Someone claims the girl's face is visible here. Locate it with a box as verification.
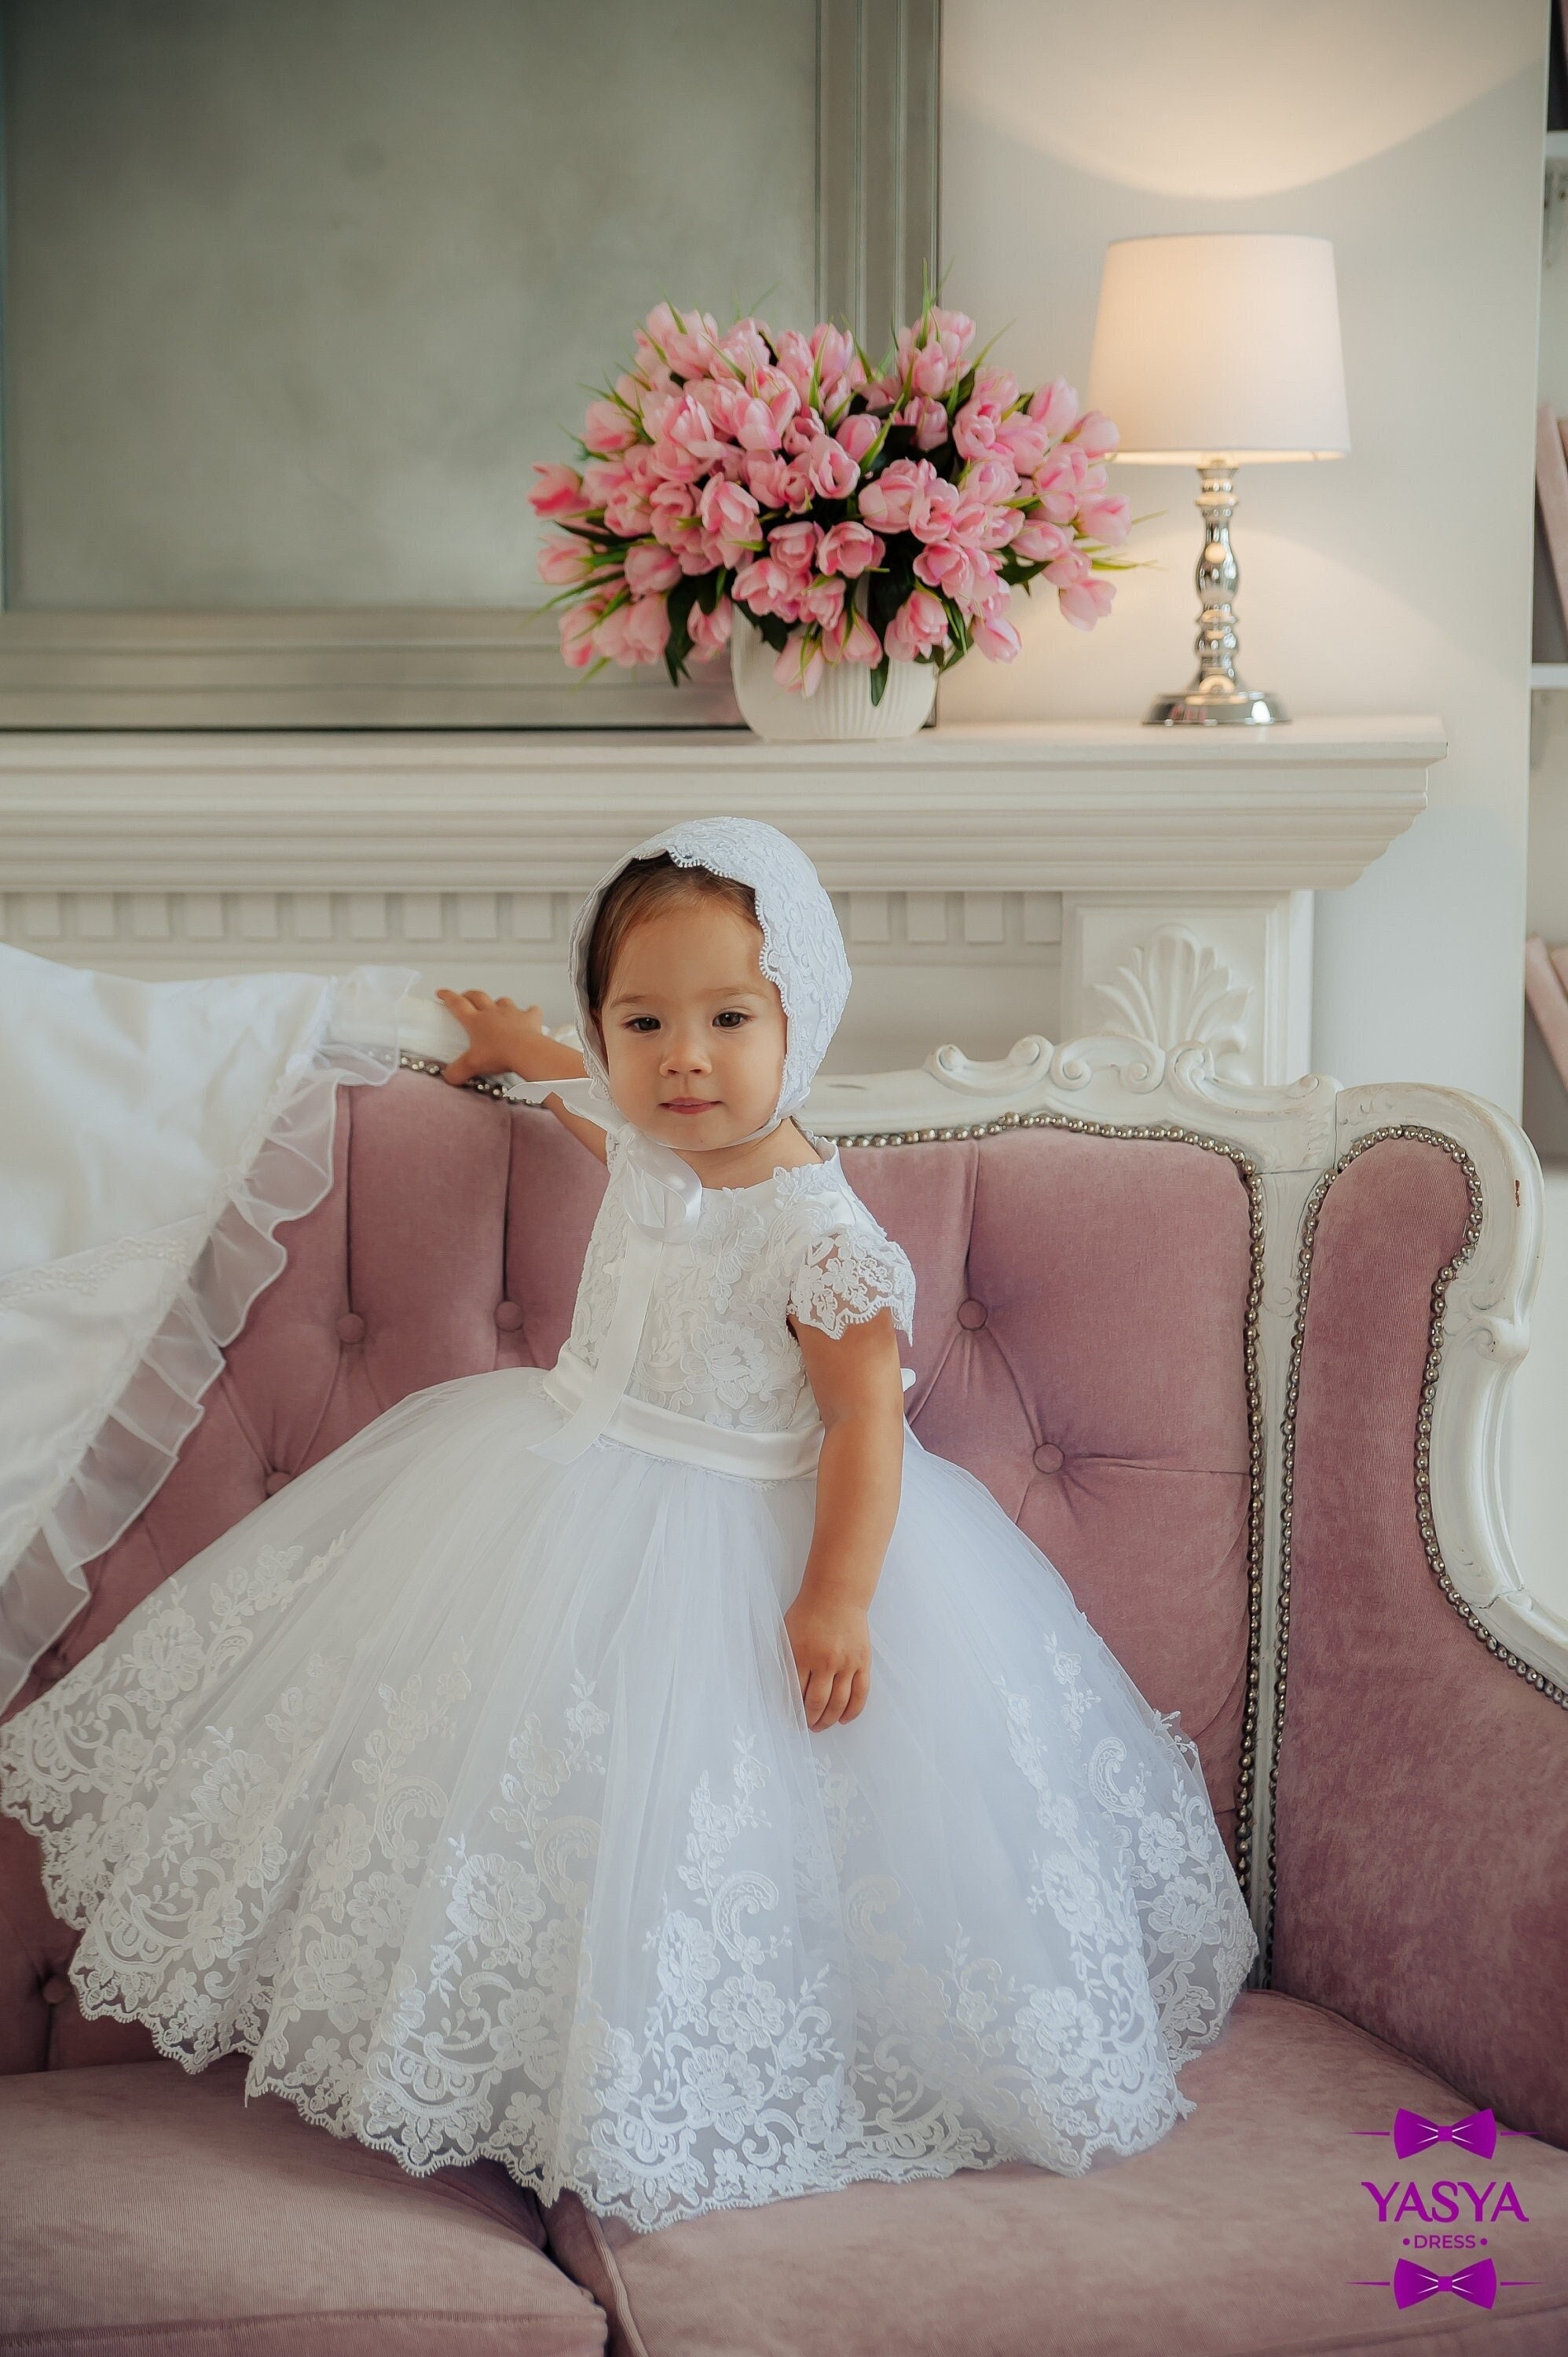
[595,895,787,1154]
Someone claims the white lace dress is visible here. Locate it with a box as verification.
[0,1131,1258,2231]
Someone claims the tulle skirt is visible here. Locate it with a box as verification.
[0,1368,1258,2231]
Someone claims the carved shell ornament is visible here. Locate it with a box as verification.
[1093,927,1251,1064]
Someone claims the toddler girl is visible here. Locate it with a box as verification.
[0,816,1256,2232]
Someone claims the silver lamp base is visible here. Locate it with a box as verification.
[1145,679,1289,727]
[1144,463,1288,727]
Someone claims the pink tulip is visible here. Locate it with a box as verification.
[529,462,592,519]
[666,391,730,468]
[736,388,798,451]
[698,477,763,565]
[811,324,859,383]
[676,528,722,576]
[773,629,826,697]
[582,398,639,455]
[624,540,682,596]
[559,599,607,669]
[718,317,774,376]
[837,609,883,665]
[962,455,1019,504]
[689,595,734,653]
[976,500,1024,552]
[973,611,1021,662]
[833,413,881,464]
[953,391,1005,462]
[857,456,925,533]
[1031,445,1087,523]
[1068,408,1119,456]
[768,519,822,575]
[818,520,884,577]
[1075,489,1131,547]
[537,537,598,587]
[643,302,721,379]
[1044,549,1092,590]
[581,458,628,507]
[995,413,1051,475]
[895,394,951,451]
[1012,515,1073,564]
[912,539,976,598]
[805,434,860,500]
[732,557,804,622]
[1057,575,1116,629]
[597,593,672,666]
[603,478,655,537]
[802,574,846,630]
[776,331,817,403]
[782,406,826,458]
[649,478,700,548]
[885,588,950,662]
[743,451,799,510]
[1028,376,1081,438]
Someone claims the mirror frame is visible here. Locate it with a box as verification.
[0,0,940,730]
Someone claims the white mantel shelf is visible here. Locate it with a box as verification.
[0,717,1445,894]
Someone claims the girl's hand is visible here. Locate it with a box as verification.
[434,988,587,1087]
[783,1596,871,1729]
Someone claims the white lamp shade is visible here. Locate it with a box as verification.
[1086,233,1350,464]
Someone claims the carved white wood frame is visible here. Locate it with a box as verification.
[389,990,1559,1976]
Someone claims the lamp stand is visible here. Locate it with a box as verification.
[1145,464,1288,726]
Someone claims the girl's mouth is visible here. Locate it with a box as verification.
[661,1098,721,1116]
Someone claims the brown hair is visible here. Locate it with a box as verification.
[584,854,760,1014]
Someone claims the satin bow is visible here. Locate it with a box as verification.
[1393,2107,1497,2161]
[1393,2257,1496,2311]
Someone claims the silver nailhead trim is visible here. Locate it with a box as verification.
[1264,1121,1568,1989]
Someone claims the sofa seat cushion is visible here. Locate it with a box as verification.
[0,2055,606,2356]
[544,1990,1568,2357]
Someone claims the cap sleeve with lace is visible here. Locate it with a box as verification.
[787,1198,916,1343]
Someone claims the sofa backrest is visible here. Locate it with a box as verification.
[2,1069,1261,2070]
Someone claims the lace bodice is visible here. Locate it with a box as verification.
[563,1131,915,1435]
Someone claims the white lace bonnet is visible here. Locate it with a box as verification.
[565,816,852,1136]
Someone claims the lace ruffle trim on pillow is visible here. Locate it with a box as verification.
[0,964,415,1714]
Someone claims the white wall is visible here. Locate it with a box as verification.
[938,0,1546,1114]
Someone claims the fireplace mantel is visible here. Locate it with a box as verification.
[0,717,1445,1084]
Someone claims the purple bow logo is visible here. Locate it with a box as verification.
[1394,2256,1495,2311]
[1392,2106,1497,2161]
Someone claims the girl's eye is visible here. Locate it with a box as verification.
[713,1010,749,1028]
[625,1016,661,1034]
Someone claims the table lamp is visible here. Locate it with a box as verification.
[1086,232,1350,724]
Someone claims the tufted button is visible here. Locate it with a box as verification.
[264,1469,293,1495]
[1032,1442,1064,1475]
[41,1974,70,2005]
[957,1299,987,1330]
[336,1313,365,1344]
[32,1655,64,1688]
[493,1300,525,1332]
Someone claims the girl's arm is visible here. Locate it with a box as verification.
[788,1307,907,1730]
[435,988,606,1163]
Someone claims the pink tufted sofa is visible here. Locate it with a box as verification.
[3,1066,1567,2355]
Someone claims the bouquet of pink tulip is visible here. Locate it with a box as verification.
[529,291,1131,701]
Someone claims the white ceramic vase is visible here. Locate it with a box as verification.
[728,614,937,742]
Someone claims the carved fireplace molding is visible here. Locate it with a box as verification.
[0,714,1445,1087]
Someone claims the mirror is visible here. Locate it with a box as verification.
[0,0,938,726]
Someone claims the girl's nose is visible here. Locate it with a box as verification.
[660,1026,713,1074]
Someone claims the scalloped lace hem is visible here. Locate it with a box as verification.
[58,1970,1211,2234]
[0,964,415,1712]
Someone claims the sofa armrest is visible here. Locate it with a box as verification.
[1267,1129,1568,2149]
